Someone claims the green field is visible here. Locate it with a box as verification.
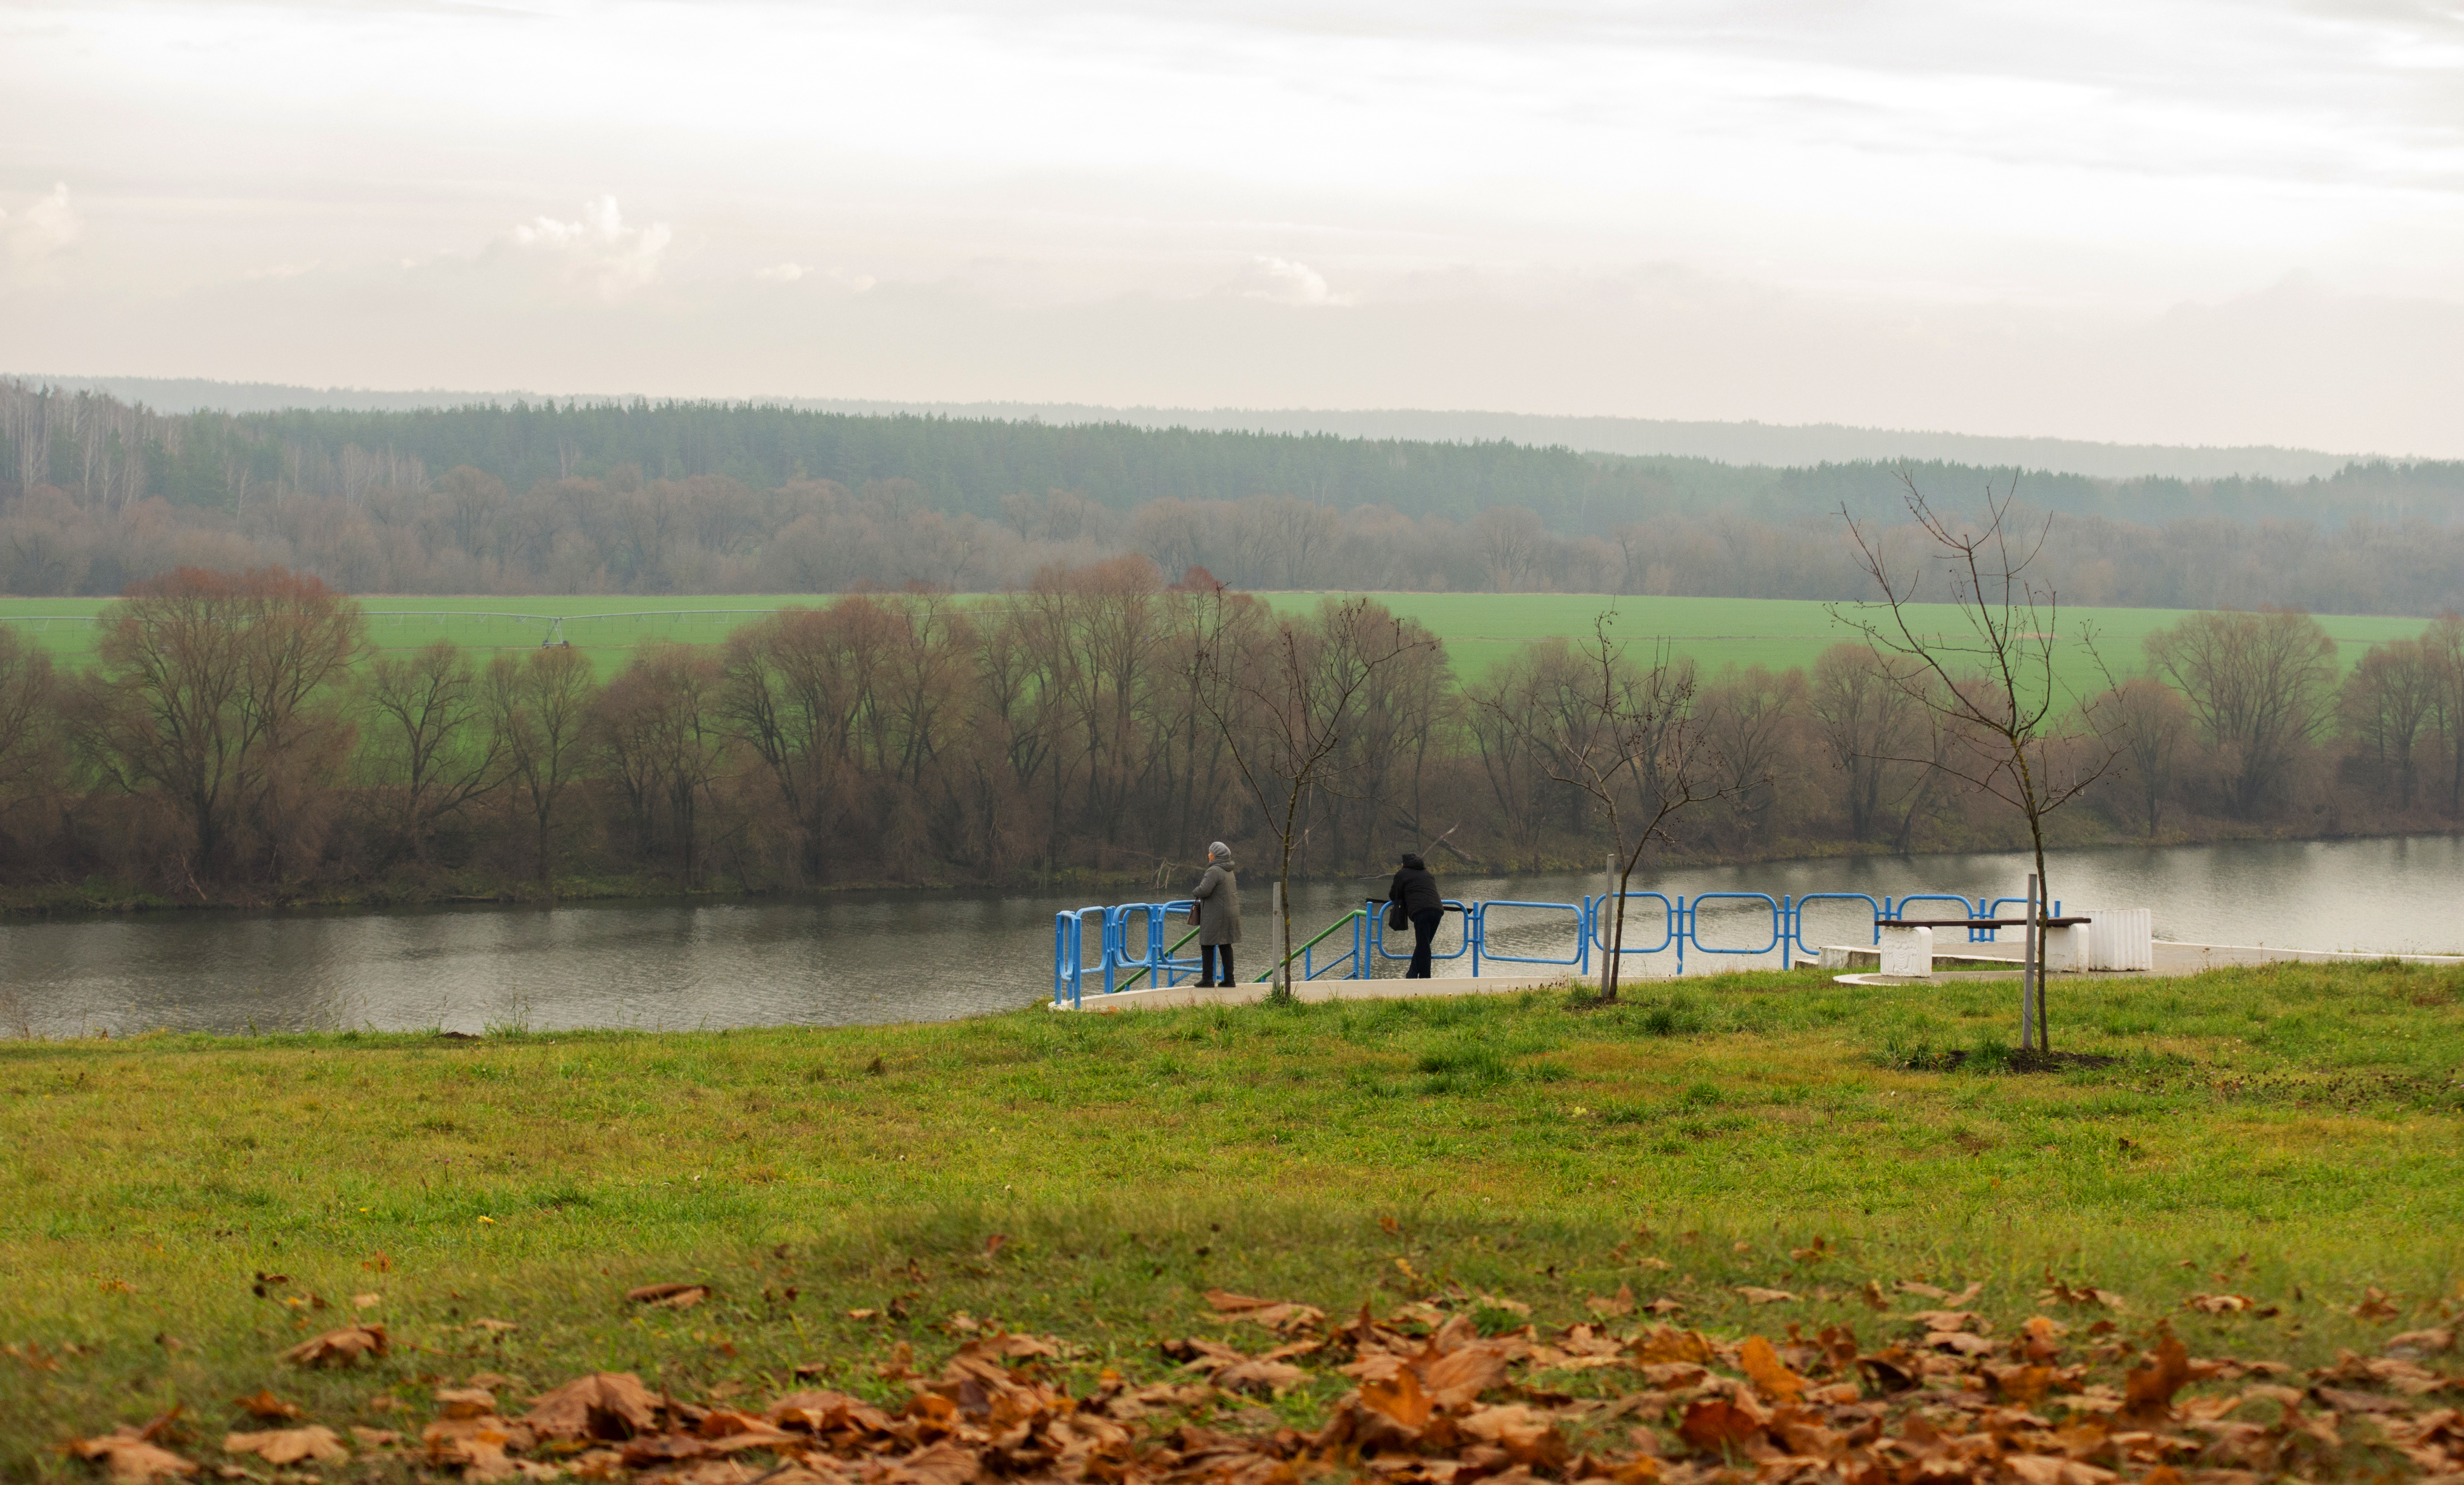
[0,592,2436,688]
[2,960,2460,1471]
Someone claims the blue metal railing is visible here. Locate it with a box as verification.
[1052,888,2066,1005]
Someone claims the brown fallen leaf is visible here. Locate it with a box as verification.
[1738,1335,1804,1404]
[2353,1286,2402,1322]
[2185,1292,2277,1316]
[68,1434,196,1482]
[1734,1286,1799,1305]
[1358,1363,1434,1430]
[1642,1297,1684,1316]
[1908,1309,1986,1334]
[350,1427,402,1448]
[524,1372,662,1440]
[1790,1236,1830,1263]
[1860,1280,1890,1311]
[1635,1256,1673,1272]
[222,1427,350,1466]
[230,1390,303,1423]
[1677,1395,1766,1453]
[2385,1326,2455,1358]
[280,1324,388,1368]
[625,1282,710,1309]
[2122,1328,2193,1422]
[350,1293,382,1310]
[1586,1284,1636,1318]
[982,1232,1008,1258]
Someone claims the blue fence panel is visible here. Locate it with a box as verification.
[1368,900,1473,969]
[1786,893,1885,960]
[1472,900,1590,976]
[1590,892,1678,955]
[1686,892,1782,958]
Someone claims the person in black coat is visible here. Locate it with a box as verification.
[1386,852,1448,978]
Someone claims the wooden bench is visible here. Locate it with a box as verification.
[1878,918,2092,930]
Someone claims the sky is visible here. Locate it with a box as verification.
[3,0,2462,456]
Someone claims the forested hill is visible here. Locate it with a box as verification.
[6,381,2462,532]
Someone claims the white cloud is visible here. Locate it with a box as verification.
[4,182,83,263]
[503,196,670,298]
[755,261,805,282]
[1228,256,1350,307]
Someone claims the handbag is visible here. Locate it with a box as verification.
[1386,900,1408,931]
[1186,901,1201,926]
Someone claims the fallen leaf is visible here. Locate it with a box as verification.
[525,1372,662,1440]
[982,1233,1008,1258]
[68,1434,196,1482]
[1790,1237,1830,1263]
[230,1391,303,1423]
[625,1282,710,1310]
[2122,1328,2193,1422]
[280,1324,388,1368]
[1677,1396,1765,1453]
[1359,1364,1434,1430]
[2184,1293,2276,1316]
[2354,1286,2402,1322]
[221,1428,349,1466]
[1734,1286,1799,1305]
[1586,1284,1636,1318]
[2385,1326,2455,1358]
[350,1294,382,1310]
[1642,1297,1684,1316]
[1738,1336,1804,1404]
[1635,1256,1672,1272]
[1894,1280,1950,1300]
[1860,1280,1890,1311]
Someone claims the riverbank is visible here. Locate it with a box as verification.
[4,960,2458,1469]
[8,818,2460,919]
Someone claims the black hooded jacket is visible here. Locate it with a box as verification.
[1386,858,1442,918]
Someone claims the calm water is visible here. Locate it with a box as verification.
[2,836,2457,1038]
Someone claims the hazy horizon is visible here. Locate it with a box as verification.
[4,373,2375,482]
[6,2,2460,456]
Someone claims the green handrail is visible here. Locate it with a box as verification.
[1255,908,1366,984]
[1116,926,1201,990]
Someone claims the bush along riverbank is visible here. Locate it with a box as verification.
[4,568,2463,914]
[4,959,2460,1471]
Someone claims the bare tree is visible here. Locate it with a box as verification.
[71,566,366,884]
[2092,676,2193,838]
[1837,478,2116,1052]
[2144,608,2336,816]
[362,640,509,864]
[484,645,598,892]
[1502,616,1734,1004]
[1192,590,1435,998]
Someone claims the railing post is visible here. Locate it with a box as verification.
[1470,902,1482,978]
[2021,874,2040,1052]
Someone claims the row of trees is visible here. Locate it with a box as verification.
[0,562,2456,908]
[6,472,2463,614]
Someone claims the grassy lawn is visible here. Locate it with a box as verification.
[3,958,2460,1475]
[2,593,2432,684]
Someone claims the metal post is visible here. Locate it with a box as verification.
[1274,881,1288,998]
[2021,874,2039,1052]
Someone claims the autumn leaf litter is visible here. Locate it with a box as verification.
[55,1276,2464,1484]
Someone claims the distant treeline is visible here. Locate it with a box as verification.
[4,379,2463,612]
[0,562,2455,908]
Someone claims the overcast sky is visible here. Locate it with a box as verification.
[4,0,2461,454]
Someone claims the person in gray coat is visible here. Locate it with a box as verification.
[1191,842,1242,986]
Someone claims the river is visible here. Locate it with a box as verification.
[2,836,2458,1038]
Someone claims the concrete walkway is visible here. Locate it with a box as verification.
[1053,934,2464,1012]
[1894,938,2464,973]
[1051,972,1596,1011]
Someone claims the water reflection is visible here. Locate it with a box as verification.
[2,836,2456,1037]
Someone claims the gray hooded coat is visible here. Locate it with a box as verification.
[1192,856,1242,946]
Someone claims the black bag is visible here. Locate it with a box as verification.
[1186,901,1200,926]
[1386,900,1408,931]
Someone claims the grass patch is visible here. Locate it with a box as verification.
[1,958,2460,1466]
